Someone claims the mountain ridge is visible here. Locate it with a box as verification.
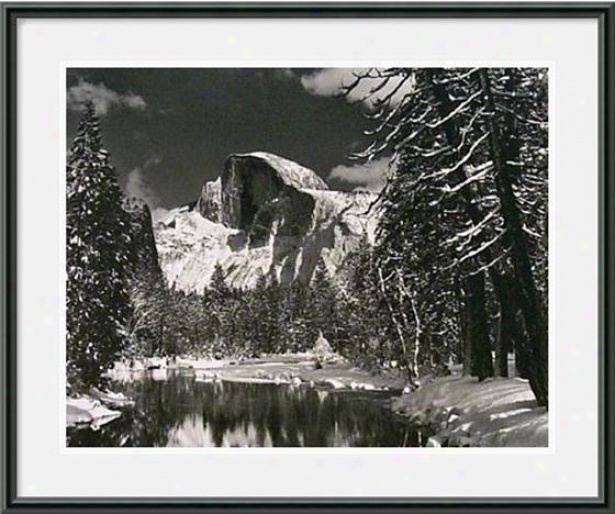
[153,152,379,292]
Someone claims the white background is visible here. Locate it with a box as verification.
[15,14,599,499]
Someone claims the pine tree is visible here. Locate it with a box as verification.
[337,236,387,367]
[250,273,270,353]
[347,68,548,403]
[264,275,283,353]
[204,263,232,352]
[310,259,337,349]
[66,101,132,389]
[127,268,168,356]
[287,280,312,352]
[124,199,169,357]
[209,263,229,304]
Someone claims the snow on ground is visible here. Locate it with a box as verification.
[85,353,547,447]
[67,387,135,430]
[392,374,548,447]
[66,397,122,430]
[185,355,405,391]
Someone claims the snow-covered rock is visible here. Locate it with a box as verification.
[359,383,376,391]
[324,378,346,389]
[426,436,442,447]
[89,388,135,408]
[66,397,122,429]
[154,152,379,291]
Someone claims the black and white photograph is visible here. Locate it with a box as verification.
[65,67,549,448]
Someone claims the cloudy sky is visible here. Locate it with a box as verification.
[66,68,398,220]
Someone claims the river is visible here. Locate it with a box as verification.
[66,369,426,447]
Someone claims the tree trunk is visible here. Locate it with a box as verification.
[461,290,473,376]
[512,310,531,379]
[377,267,416,385]
[479,69,548,406]
[464,271,494,381]
[427,69,522,382]
[494,314,506,377]
[408,289,422,381]
[494,277,516,378]
[455,273,473,376]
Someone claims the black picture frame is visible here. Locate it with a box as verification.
[1,2,614,513]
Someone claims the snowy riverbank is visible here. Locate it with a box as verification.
[392,375,548,447]
[68,354,547,447]
[194,355,406,391]
[201,357,548,447]
[66,389,134,430]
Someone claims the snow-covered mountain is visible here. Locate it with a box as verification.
[154,152,379,292]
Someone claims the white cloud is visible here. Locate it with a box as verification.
[300,68,414,110]
[301,69,351,96]
[124,156,169,222]
[125,168,155,205]
[67,79,146,116]
[273,68,296,81]
[150,207,171,223]
[328,157,392,192]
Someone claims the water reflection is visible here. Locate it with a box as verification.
[67,371,423,447]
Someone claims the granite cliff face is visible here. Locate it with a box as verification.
[124,199,162,276]
[154,152,379,291]
[197,176,222,223]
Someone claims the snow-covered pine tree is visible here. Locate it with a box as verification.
[204,263,233,352]
[309,259,338,348]
[250,273,275,354]
[287,279,311,352]
[374,148,465,383]
[347,67,548,405]
[123,198,169,356]
[66,101,133,390]
[336,234,392,368]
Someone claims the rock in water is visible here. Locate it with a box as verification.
[426,436,442,447]
[154,152,379,291]
[324,378,346,389]
[66,397,121,428]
